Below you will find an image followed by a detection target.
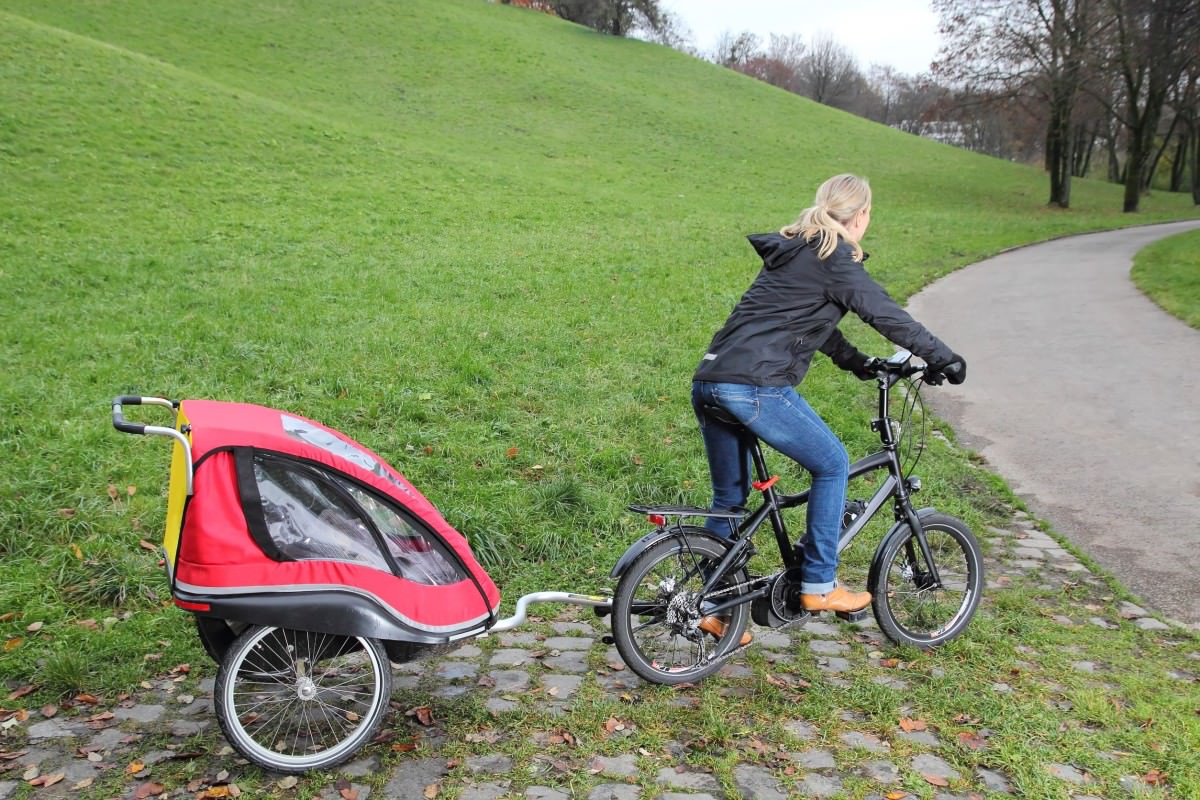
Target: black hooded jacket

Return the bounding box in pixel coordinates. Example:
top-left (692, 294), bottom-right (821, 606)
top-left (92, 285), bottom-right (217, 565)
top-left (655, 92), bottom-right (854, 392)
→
top-left (693, 232), bottom-right (955, 387)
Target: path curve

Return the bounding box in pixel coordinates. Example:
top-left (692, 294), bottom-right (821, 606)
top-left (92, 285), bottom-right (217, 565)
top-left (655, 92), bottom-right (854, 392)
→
top-left (907, 219), bottom-right (1200, 627)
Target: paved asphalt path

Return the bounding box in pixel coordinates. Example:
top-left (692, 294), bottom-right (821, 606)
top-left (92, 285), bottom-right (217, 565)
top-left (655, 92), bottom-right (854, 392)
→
top-left (907, 219), bottom-right (1200, 627)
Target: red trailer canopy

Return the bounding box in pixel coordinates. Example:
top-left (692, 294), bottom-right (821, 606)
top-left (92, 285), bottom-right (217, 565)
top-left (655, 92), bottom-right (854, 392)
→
top-left (170, 400), bottom-right (500, 638)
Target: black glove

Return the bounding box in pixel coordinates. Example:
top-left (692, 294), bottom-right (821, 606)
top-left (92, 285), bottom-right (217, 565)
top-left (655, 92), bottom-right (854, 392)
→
top-left (929, 353), bottom-right (967, 385)
top-left (850, 353), bottom-right (878, 381)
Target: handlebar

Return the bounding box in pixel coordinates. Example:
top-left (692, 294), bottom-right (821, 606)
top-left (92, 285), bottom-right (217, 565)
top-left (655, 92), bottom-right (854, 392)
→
top-left (864, 350), bottom-right (957, 386)
top-left (111, 396), bottom-right (194, 495)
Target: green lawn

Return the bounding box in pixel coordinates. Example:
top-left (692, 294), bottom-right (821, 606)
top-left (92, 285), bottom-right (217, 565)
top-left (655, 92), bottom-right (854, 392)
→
top-left (1132, 229), bottom-right (1200, 330)
top-left (1, 1), bottom-right (1198, 796)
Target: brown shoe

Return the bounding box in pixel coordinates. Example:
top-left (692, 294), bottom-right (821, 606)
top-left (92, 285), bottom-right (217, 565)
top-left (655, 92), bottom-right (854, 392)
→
top-left (696, 615), bottom-right (752, 646)
top-left (801, 586), bottom-right (871, 613)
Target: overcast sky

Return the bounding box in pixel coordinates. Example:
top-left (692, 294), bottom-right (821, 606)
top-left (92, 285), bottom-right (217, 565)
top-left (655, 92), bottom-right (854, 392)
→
top-left (656, 0), bottom-right (943, 76)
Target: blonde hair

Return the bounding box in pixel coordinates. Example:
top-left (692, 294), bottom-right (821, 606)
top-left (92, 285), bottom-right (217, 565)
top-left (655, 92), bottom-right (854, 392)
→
top-left (781, 174), bottom-right (872, 262)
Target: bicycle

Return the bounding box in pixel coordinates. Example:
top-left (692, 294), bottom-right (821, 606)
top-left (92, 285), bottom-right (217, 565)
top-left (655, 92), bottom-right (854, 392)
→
top-left (606, 350), bottom-right (984, 685)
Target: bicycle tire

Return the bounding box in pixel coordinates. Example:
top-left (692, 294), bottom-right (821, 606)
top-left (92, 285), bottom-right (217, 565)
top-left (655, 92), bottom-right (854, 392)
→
top-left (214, 625), bottom-right (391, 773)
top-left (870, 513), bottom-right (983, 649)
top-left (611, 529), bottom-right (751, 685)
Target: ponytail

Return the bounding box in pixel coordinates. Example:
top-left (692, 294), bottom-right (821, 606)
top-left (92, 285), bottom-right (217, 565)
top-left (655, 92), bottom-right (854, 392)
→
top-left (781, 174), bottom-right (871, 262)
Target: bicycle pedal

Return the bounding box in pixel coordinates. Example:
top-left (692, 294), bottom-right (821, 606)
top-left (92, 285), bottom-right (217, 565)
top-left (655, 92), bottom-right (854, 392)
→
top-left (834, 609), bottom-right (870, 623)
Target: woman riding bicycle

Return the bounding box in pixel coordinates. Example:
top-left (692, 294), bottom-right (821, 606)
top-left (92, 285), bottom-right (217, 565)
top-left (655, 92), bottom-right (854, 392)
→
top-left (692, 174), bottom-right (966, 624)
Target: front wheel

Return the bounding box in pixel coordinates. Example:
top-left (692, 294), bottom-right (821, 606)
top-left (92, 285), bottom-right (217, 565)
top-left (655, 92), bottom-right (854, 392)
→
top-left (214, 626), bottom-right (392, 773)
top-left (611, 529), bottom-right (751, 685)
top-left (869, 513), bottom-right (983, 649)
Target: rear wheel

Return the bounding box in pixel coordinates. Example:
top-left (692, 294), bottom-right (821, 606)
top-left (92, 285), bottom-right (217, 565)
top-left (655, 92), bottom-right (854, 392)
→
top-left (870, 513), bottom-right (983, 648)
top-left (611, 530), bottom-right (750, 685)
top-left (214, 626), bottom-right (391, 773)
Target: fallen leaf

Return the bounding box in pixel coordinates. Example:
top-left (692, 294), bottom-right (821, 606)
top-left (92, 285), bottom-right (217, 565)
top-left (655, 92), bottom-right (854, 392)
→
top-left (277, 775), bottom-right (299, 790)
top-left (127, 485), bottom-right (137, 496)
top-left (30, 772), bottom-right (65, 788)
top-left (423, 783), bottom-right (439, 799)
top-left (24, 621), bottom-right (42, 633)
top-left (7, 685), bottom-right (35, 700)
top-left (73, 777), bottom-right (95, 789)
top-left (957, 731), bottom-right (988, 750)
top-left (58, 508), bottom-right (76, 518)
top-left (3, 638), bottom-right (22, 652)
top-left (40, 705), bottom-right (57, 718)
top-left (0, 612), bottom-right (14, 622)
top-left (885, 792), bottom-right (910, 800)
top-left (107, 485), bottom-right (120, 501)
top-left (138, 540), bottom-right (158, 552)
top-left (133, 781), bottom-right (165, 798)
top-left (505, 447), bottom-right (519, 459)
top-left (126, 760), bottom-right (145, 774)
top-left (70, 543), bottom-right (83, 560)
top-left (407, 705), bottom-right (434, 726)
top-left (77, 619), bottom-right (98, 630)
top-left (75, 693), bottom-right (100, 705)
top-left (899, 717), bottom-right (926, 732)
top-left (922, 773), bottom-right (950, 787)
top-left (1143, 769), bottom-right (1167, 786)
top-left (201, 787), bottom-right (232, 798)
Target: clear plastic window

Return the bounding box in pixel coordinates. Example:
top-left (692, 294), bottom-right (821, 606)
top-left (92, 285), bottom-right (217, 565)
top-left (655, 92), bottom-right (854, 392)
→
top-left (333, 478), bottom-right (466, 587)
top-left (254, 459), bottom-right (391, 572)
top-left (279, 414), bottom-right (416, 499)
top-left (252, 457), bottom-right (466, 586)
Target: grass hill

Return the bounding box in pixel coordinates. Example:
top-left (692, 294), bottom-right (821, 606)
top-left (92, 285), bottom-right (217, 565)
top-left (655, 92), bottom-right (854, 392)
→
top-left (1, 1), bottom-right (1198, 795)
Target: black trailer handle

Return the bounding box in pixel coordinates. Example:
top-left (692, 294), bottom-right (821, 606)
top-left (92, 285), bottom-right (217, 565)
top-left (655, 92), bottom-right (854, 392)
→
top-left (111, 396), bottom-right (194, 495)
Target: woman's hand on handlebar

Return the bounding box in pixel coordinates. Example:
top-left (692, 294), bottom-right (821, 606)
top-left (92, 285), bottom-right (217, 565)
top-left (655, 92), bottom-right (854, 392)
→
top-left (923, 353), bottom-right (967, 385)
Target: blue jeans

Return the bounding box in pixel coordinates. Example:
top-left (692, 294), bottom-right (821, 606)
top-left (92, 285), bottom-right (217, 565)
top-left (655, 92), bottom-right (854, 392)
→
top-left (692, 381), bottom-right (849, 594)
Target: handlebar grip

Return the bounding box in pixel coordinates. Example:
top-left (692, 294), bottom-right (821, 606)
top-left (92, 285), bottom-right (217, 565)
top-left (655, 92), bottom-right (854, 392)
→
top-left (112, 397), bottom-right (146, 435)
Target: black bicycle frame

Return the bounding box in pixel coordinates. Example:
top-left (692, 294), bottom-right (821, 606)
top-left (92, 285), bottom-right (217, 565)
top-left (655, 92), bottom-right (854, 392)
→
top-left (694, 367), bottom-right (943, 616)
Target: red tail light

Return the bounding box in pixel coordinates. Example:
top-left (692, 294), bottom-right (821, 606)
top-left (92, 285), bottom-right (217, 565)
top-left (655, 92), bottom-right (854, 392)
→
top-left (174, 598), bottom-right (211, 612)
top-left (647, 514), bottom-right (666, 527)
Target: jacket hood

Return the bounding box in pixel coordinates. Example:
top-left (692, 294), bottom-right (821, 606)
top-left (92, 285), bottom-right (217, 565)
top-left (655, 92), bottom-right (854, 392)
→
top-left (747, 232), bottom-right (809, 270)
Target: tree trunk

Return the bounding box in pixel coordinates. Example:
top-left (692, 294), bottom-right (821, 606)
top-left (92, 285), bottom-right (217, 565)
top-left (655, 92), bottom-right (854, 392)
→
top-left (1047, 94), bottom-right (1074, 207)
top-left (1170, 132), bottom-right (1187, 192)
top-left (1073, 122), bottom-right (1097, 177)
top-left (1144, 112), bottom-right (1182, 190)
top-left (1193, 123), bottom-right (1200, 204)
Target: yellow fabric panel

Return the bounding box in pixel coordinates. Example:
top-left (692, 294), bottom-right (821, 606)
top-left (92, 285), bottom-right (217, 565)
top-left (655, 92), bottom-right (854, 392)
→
top-left (163, 406), bottom-right (192, 579)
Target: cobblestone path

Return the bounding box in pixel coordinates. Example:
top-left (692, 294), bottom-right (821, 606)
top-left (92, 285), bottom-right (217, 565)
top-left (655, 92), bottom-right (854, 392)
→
top-left (1, 511), bottom-right (1192, 800)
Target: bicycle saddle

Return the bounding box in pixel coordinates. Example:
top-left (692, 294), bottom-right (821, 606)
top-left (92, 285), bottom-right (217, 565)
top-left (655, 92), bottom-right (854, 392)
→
top-left (702, 404), bottom-right (742, 427)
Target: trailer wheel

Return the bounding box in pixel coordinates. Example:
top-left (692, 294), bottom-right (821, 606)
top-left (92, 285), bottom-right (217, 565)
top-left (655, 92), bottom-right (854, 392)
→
top-left (214, 625), bottom-right (392, 773)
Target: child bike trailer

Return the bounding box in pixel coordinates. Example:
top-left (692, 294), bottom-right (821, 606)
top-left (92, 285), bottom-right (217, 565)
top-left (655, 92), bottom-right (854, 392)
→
top-left (112, 396), bottom-right (607, 773)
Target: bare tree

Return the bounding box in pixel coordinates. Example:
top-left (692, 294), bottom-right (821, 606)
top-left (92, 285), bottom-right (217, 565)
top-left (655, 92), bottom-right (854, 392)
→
top-left (934, 0), bottom-right (1108, 208)
top-left (800, 34), bottom-right (863, 109)
top-left (1100, 0), bottom-right (1200, 211)
top-left (712, 30), bottom-right (762, 70)
top-left (552, 0), bottom-right (665, 37)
